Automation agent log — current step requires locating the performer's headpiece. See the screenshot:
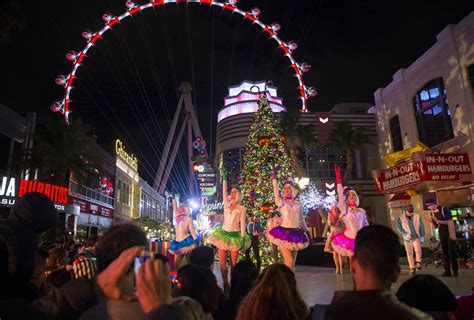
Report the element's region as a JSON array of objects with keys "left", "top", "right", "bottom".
[
  {"left": 282, "top": 178, "right": 296, "bottom": 198},
  {"left": 343, "top": 186, "right": 359, "bottom": 207}
]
